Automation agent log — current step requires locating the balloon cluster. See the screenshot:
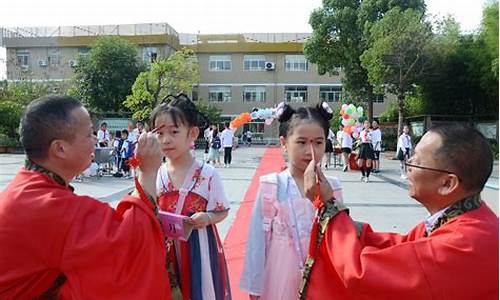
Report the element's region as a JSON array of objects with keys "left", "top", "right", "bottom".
[
  {"left": 339, "top": 103, "right": 365, "bottom": 137},
  {"left": 230, "top": 103, "right": 283, "bottom": 129}
]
